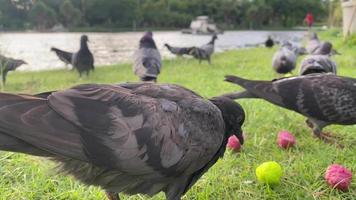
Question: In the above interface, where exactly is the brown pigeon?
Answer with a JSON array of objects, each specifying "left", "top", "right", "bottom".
[{"left": 0, "top": 82, "right": 245, "bottom": 200}]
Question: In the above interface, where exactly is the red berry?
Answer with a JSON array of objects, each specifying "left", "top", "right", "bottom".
[
  {"left": 227, "top": 135, "right": 241, "bottom": 152},
  {"left": 277, "top": 131, "right": 296, "bottom": 149},
  {"left": 325, "top": 164, "right": 352, "bottom": 191}
]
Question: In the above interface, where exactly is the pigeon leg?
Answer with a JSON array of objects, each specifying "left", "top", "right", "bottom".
[
  {"left": 307, "top": 118, "right": 337, "bottom": 141},
  {"left": 207, "top": 56, "right": 211, "bottom": 65},
  {"left": 106, "top": 191, "right": 120, "bottom": 200}
]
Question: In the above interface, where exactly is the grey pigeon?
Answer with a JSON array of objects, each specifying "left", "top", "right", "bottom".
[
  {"left": 0, "top": 54, "right": 26, "bottom": 84},
  {"left": 51, "top": 35, "right": 94, "bottom": 76},
  {"left": 224, "top": 74, "right": 356, "bottom": 141},
  {"left": 272, "top": 41, "right": 298, "bottom": 74},
  {"left": 306, "top": 32, "right": 340, "bottom": 56},
  {"left": 189, "top": 35, "right": 218, "bottom": 64},
  {"left": 0, "top": 82, "right": 245, "bottom": 200},
  {"left": 299, "top": 42, "right": 337, "bottom": 75},
  {"left": 306, "top": 32, "right": 321, "bottom": 54},
  {"left": 133, "top": 32, "right": 162, "bottom": 82},
  {"left": 164, "top": 44, "right": 193, "bottom": 56}
]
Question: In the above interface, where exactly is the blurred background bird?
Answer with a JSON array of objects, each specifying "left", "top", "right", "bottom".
[
  {"left": 265, "top": 36, "right": 274, "bottom": 48},
  {"left": 188, "top": 34, "right": 218, "bottom": 64},
  {"left": 51, "top": 35, "right": 94, "bottom": 77},
  {"left": 300, "top": 42, "right": 337, "bottom": 75},
  {"left": 164, "top": 43, "right": 193, "bottom": 57},
  {"left": 0, "top": 54, "right": 27, "bottom": 85},
  {"left": 272, "top": 41, "right": 298, "bottom": 75},
  {"left": 133, "top": 32, "right": 162, "bottom": 82}
]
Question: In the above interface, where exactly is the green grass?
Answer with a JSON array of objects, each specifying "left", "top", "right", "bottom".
[{"left": 0, "top": 30, "right": 355, "bottom": 199}]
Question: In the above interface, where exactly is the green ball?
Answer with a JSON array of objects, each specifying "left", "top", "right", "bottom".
[{"left": 256, "top": 161, "right": 283, "bottom": 186}]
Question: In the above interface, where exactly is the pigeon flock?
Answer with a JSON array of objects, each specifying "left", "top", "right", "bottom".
[{"left": 0, "top": 31, "right": 352, "bottom": 199}]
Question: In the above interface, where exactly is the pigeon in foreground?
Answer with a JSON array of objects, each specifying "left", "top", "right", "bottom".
[
  {"left": 164, "top": 44, "right": 193, "bottom": 56},
  {"left": 51, "top": 35, "right": 94, "bottom": 76},
  {"left": 0, "top": 82, "right": 245, "bottom": 200},
  {"left": 299, "top": 42, "right": 337, "bottom": 75},
  {"left": 0, "top": 54, "right": 27, "bottom": 84},
  {"left": 224, "top": 74, "right": 356, "bottom": 141},
  {"left": 188, "top": 35, "right": 218, "bottom": 64},
  {"left": 133, "top": 32, "right": 162, "bottom": 82}
]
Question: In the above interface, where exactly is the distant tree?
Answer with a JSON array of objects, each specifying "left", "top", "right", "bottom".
[
  {"left": 60, "top": 0, "right": 82, "bottom": 27},
  {"left": 29, "top": 0, "right": 57, "bottom": 30}
]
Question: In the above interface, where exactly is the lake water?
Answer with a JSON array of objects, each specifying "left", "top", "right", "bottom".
[{"left": 0, "top": 31, "right": 306, "bottom": 71}]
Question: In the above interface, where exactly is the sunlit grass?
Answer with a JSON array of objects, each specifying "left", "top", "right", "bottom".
[{"left": 0, "top": 30, "right": 355, "bottom": 199}]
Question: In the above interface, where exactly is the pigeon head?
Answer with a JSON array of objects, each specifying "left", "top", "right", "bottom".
[
  {"left": 81, "top": 35, "right": 89, "bottom": 43},
  {"left": 80, "top": 35, "right": 89, "bottom": 49},
  {"left": 140, "top": 31, "right": 156, "bottom": 49},
  {"left": 209, "top": 96, "right": 245, "bottom": 144},
  {"left": 209, "top": 34, "right": 218, "bottom": 44},
  {"left": 18, "top": 60, "right": 27, "bottom": 65}
]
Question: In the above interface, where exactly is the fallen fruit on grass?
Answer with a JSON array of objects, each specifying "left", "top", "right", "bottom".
[
  {"left": 227, "top": 135, "right": 241, "bottom": 152},
  {"left": 277, "top": 130, "right": 296, "bottom": 149},
  {"left": 256, "top": 161, "right": 283, "bottom": 186},
  {"left": 325, "top": 164, "right": 352, "bottom": 191}
]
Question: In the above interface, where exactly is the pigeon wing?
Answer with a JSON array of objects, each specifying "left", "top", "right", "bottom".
[{"left": 48, "top": 83, "right": 224, "bottom": 177}]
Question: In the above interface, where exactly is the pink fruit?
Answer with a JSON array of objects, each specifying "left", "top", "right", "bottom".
[
  {"left": 277, "top": 131, "right": 296, "bottom": 149},
  {"left": 227, "top": 135, "right": 241, "bottom": 152},
  {"left": 325, "top": 164, "right": 352, "bottom": 191}
]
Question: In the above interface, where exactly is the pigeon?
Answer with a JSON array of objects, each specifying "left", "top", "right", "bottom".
[
  {"left": 188, "top": 35, "right": 218, "bottom": 64},
  {"left": 306, "top": 32, "right": 340, "bottom": 56},
  {"left": 265, "top": 36, "right": 274, "bottom": 48},
  {"left": 72, "top": 35, "right": 95, "bottom": 76},
  {"left": 50, "top": 47, "right": 73, "bottom": 69},
  {"left": 306, "top": 32, "right": 321, "bottom": 55},
  {"left": 272, "top": 41, "right": 299, "bottom": 74},
  {"left": 224, "top": 74, "right": 356, "bottom": 141},
  {"left": 164, "top": 44, "right": 193, "bottom": 56},
  {"left": 0, "top": 82, "right": 245, "bottom": 200},
  {"left": 133, "top": 32, "right": 162, "bottom": 82},
  {"left": 51, "top": 35, "right": 94, "bottom": 76},
  {"left": 299, "top": 42, "right": 337, "bottom": 75},
  {"left": 0, "top": 54, "right": 27, "bottom": 84}
]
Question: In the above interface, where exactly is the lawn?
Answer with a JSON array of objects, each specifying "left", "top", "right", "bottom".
[{"left": 0, "top": 30, "right": 355, "bottom": 200}]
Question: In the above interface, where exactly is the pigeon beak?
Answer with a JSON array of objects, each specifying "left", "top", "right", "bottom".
[{"left": 234, "top": 128, "right": 244, "bottom": 145}]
